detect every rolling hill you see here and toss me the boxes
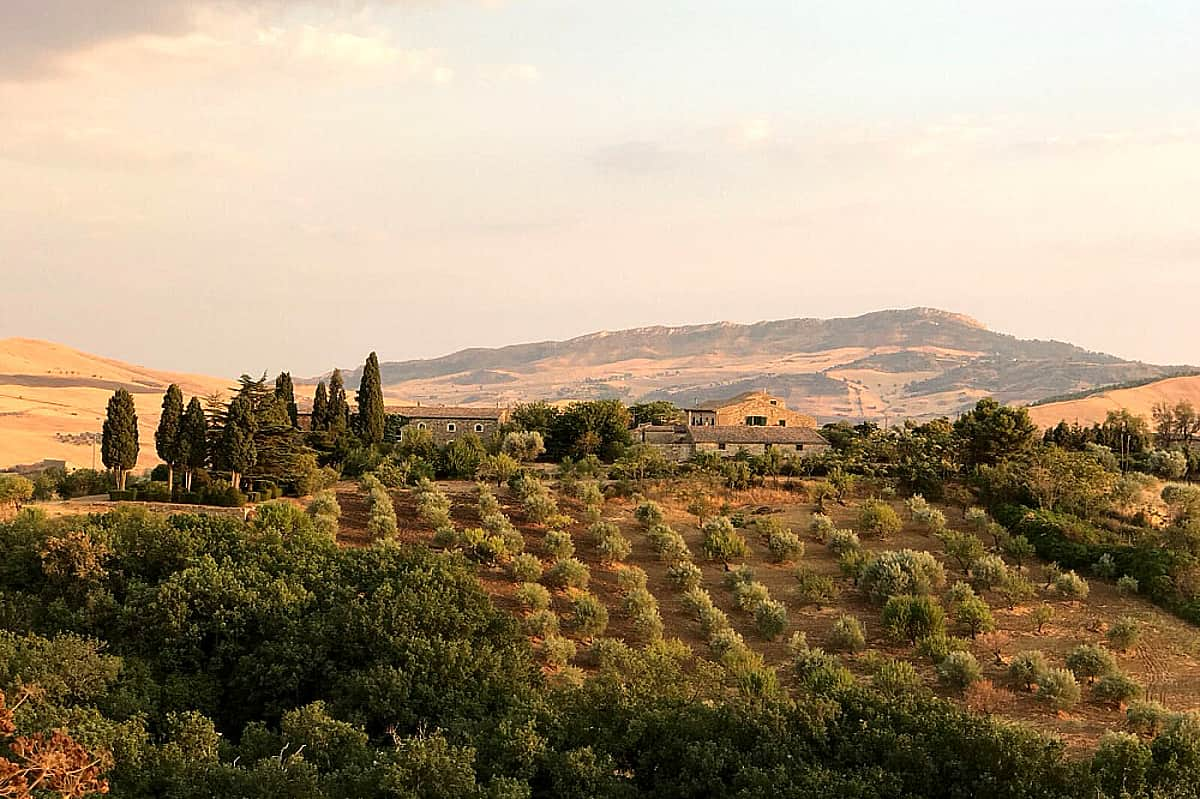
[0,338,233,471]
[1027,374,1200,429]
[336,308,1186,423]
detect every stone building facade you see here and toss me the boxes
[634,424,830,461]
[388,405,509,445]
[684,391,817,428]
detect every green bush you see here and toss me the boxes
[827,528,860,555]
[508,553,544,582]
[623,588,664,642]
[1126,701,1172,736]
[1091,732,1152,799]
[860,549,947,603]
[767,530,805,563]
[858,499,902,538]
[915,632,970,663]
[1116,575,1140,595]
[872,658,924,697]
[954,595,995,639]
[732,581,770,613]
[568,592,609,638]
[829,614,866,652]
[968,554,1008,589]
[666,560,703,591]
[537,634,577,667]
[754,600,788,641]
[1008,650,1049,691]
[1055,570,1090,600]
[882,595,946,644]
[937,651,982,690]
[515,582,552,611]
[523,609,559,638]
[634,500,665,528]
[542,529,575,559]
[1093,672,1142,706]
[1037,667,1082,710]
[809,513,835,542]
[543,557,590,590]
[1066,644,1116,685]
[997,573,1037,609]
[432,525,459,548]
[701,517,750,562]
[615,564,648,593]
[794,568,839,608]
[595,527,633,564]
[458,527,507,564]
[1106,616,1141,652]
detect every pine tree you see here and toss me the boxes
[178,397,208,492]
[101,388,139,491]
[311,381,329,432]
[356,352,386,445]
[328,369,349,435]
[155,384,184,494]
[221,394,257,490]
[275,372,299,428]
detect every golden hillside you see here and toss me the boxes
[0,338,233,471]
[1027,375,1200,429]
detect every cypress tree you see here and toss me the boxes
[101,388,139,491]
[221,394,257,491]
[178,397,208,492]
[328,369,349,435]
[275,372,299,428]
[155,384,184,493]
[356,352,386,445]
[311,381,329,432]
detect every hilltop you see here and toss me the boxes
[334,308,1182,422]
[0,338,233,470]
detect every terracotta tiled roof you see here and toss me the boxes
[387,405,506,420]
[687,425,828,445]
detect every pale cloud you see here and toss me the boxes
[737,118,773,146]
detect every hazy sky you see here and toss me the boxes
[2,1,1199,377]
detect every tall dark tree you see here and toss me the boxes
[101,388,139,491]
[274,372,299,428]
[221,394,258,490]
[154,384,184,493]
[311,381,329,432]
[952,398,1037,469]
[327,369,349,435]
[355,353,386,445]
[178,397,208,492]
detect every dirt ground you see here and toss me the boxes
[334,476,1200,751]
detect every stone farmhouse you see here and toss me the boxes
[636,391,830,461]
[388,405,508,445]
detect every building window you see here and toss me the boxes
[769,399,777,405]
[745,415,767,426]
[795,444,804,451]
[717,442,727,451]
[474,423,484,433]
[417,422,426,430]
[778,419,787,426]
[447,423,456,432]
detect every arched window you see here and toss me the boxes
[417,422,426,430]
[474,423,484,433]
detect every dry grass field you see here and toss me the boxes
[335,476,1200,752]
[1028,374,1200,430]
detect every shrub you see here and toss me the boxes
[680,586,715,618]
[537,634,577,667]
[523,609,559,638]
[827,528,860,555]
[794,568,840,608]
[810,513,836,541]
[1055,570,1090,600]
[837,550,870,584]
[915,632,969,664]
[595,529,633,564]
[1126,701,1172,736]
[515,581,552,611]
[697,604,732,639]
[634,500,665,528]
[648,524,692,562]
[860,549,946,603]
[542,529,575,559]
[969,554,1008,590]
[1091,732,1152,799]
[906,494,931,520]
[701,517,749,562]
[955,595,995,639]
[508,553,544,582]
[543,557,590,590]
[767,530,805,563]
[1008,651,1049,691]
[481,512,523,554]
[1094,673,1142,706]
[858,499,902,538]
[1094,553,1118,579]
[417,485,452,529]
[754,600,789,641]
[306,490,341,537]
[615,564,648,593]
[964,506,989,531]
[964,679,1013,714]
[1037,667,1081,710]
[872,658,924,697]
[882,594,946,644]
[937,651,982,690]
[666,560,703,591]
[732,581,771,613]
[829,614,866,652]
[568,592,609,638]
[459,527,508,565]
[793,647,856,694]
[623,588,664,642]
[1107,616,1141,652]
[1117,575,1140,595]
[432,525,459,548]
[946,581,977,606]
[708,627,745,656]
[937,530,985,572]
[1003,534,1036,568]
[476,483,502,516]
[997,573,1037,609]
[1033,603,1055,634]
[1066,644,1116,685]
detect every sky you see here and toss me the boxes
[2,0,1199,377]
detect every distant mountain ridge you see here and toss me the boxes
[328,308,1190,422]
